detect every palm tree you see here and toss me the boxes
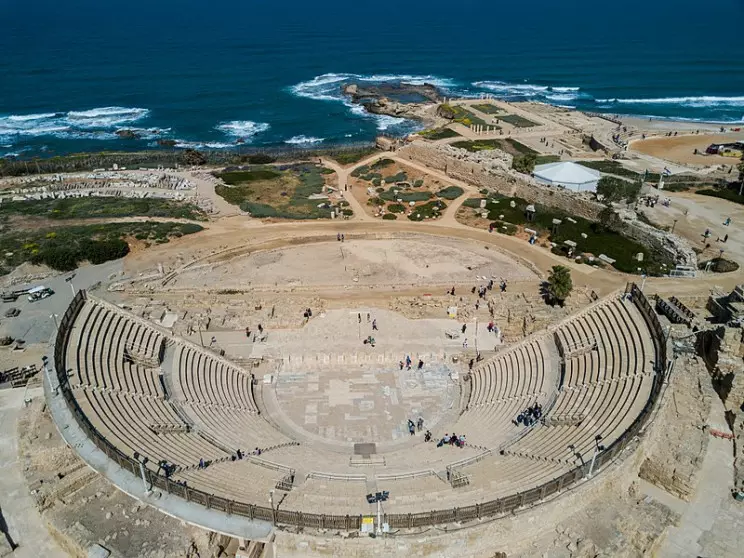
[546,265,573,306]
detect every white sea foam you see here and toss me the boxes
[174,140,234,149]
[595,95,744,107]
[215,120,270,138]
[284,135,324,145]
[0,106,151,144]
[472,81,589,103]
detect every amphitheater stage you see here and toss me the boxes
[271,360,458,450]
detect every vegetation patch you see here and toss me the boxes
[577,160,660,182]
[379,188,432,203]
[463,198,485,208]
[438,104,489,127]
[437,186,464,200]
[371,158,395,171]
[513,154,537,174]
[0,221,202,274]
[215,164,341,219]
[0,197,207,221]
[408,200,447,221]
[384,171,408,183]
[497,114,538,128]
[535,154,561,165]
[419,127,461,140]
[489,220,517,235]
[382,213,398,220]
[331,148,377,165]
[697,187,744,205]
[451,138,536,157]
[476,196,672,274]
[698,257,739,273]
[387,203,406,213]
[471,104,504,115]
[596,176,642,203]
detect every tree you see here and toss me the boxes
[512,153,537,174]
[546,265,573,306]
[181,149,207,166]
[596,176,641,203]
[738,157,744,183]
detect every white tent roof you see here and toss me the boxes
[533,161,601,185]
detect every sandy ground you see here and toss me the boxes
[630,133,744,166]
[168,236,538,290]
[638,190,743,265]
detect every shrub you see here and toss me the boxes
[413,179,424,187]
[699,257,739,273]
[247,154,276,164]
[387,203,406,213]
[341,208,354,216]
[351,165,370,178]
[181,149,207,166]
[437,186,464,200]
[512,154,537,174]
[384,171,408,184]
[382,213,398,220]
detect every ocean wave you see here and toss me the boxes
[173,140,234,149]
[284,135,324,145]
[215,120,270,139]
[595,95,744,108]
[0,106,151,144]
[472,80,589,103]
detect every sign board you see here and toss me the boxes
[447,306,458,319]
[361,516,375,534]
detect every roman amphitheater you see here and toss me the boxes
[2,103,744,558]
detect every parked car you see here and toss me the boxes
[4,307,20,317]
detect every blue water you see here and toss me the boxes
[1,0,743,157]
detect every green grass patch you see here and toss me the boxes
[577,160,661,182]
[497,114,538,128]
[219,169,281,184]
[371,158,395,171]
[331,148,377,165]
[0,197,207,221]
[476,196,673,274]
[489,220,518,235]
[437,186,464,200]
[697,187,744,205]
[379,187,432,202]
[471,103,504,115]
[387,203,406,213]
[384,171,408,184]
[440,104,489,127]
[215,164,340,219]
[451,138,537,157]
[419,127,461,140]
[463,198,485,208]
[350,165,369,178]
[382,213,398,220]
[535,155,561,165]
[408,200,447,221]
[0,221,202,274]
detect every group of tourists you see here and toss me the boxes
[513,403,543,427]
[436,432,466,448]
[399,355,424,371]
[407,417,425,435]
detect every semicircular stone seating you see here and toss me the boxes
[61,292,658,517]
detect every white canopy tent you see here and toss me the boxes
[533,161,601,193]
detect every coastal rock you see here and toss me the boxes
[115,129,142,140]
[341,82,441,103]
[157,139,177,147]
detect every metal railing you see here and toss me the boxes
[50,285,667,530]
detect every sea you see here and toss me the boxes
[1,0,743,158]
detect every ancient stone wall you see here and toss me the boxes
[638,355,713,500]
[615,210,698,267]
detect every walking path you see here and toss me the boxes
[654,395,743,558]
[0,387,66,558]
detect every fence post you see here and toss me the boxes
[476,503,481,519]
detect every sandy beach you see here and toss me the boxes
[629,131,744,166]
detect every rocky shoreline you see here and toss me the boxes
[341,81,444,124]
